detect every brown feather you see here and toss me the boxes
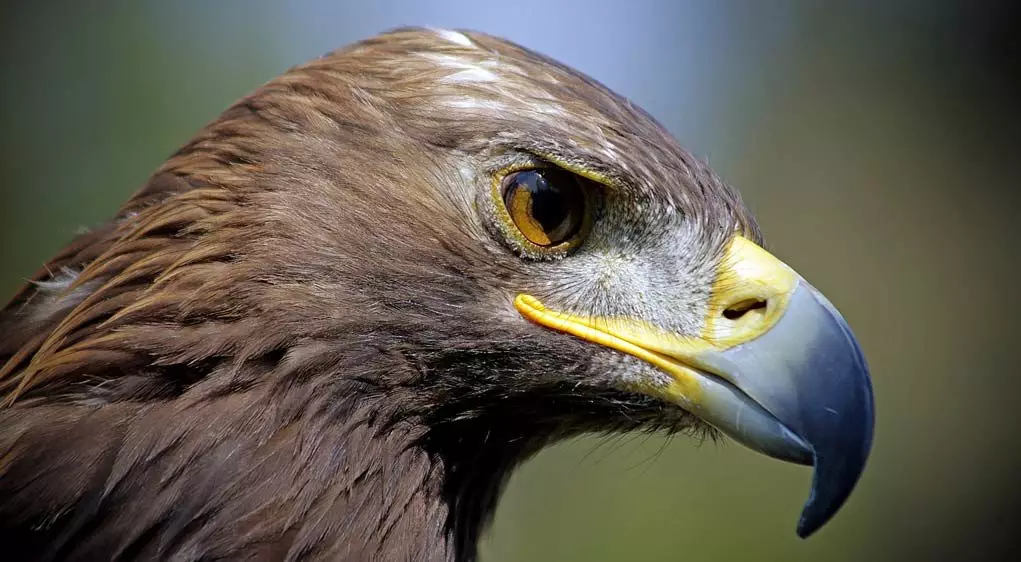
[0,27,753,561]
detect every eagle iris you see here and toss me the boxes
[502,169,586,247]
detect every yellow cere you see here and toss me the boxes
[702,236,798,349]
[513,236,800,404]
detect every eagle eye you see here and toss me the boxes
[500,168,591,249]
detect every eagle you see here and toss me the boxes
[0,28,874,561]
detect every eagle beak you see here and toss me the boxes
[515,236,874,538]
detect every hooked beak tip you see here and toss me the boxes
[790,284,875,538]
[693,280,875,537]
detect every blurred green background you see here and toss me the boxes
[2,1,1018,561]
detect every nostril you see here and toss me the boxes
[723,298,768,320]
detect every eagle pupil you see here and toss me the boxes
[504,168,585,247]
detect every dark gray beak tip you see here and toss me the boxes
[796,391,875,538]
[793,292,875,538]
[796,426,874,538]
[796,409,874,538]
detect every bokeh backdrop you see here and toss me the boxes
[2,1,1018,561]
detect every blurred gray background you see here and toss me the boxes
[2,1,1018,561]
